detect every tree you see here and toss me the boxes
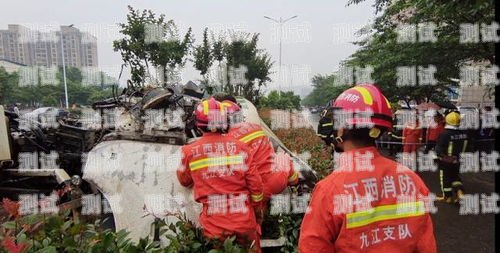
[193,28,214,92]
[259,90,301,110]
[0,66,113,107]
[192,30,273,103]
[223,32,273,103]
[344,0,495,104]
[302,74,350,106]
[113,6,193,87]
[60,66,83,83]
[0,67,18,105]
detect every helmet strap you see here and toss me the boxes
[369,127,381,138]
[334,128,344,143]
[335,136,344,144]
[332,128,345,153]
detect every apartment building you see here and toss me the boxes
[0,24,97,68]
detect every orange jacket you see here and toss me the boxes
[402,124,422,144]
[299,146,436,253]
[229,122,299,197]
[177,132,264,238]
[426,122,445,142]
[403,124,422,153]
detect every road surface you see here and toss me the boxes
[419,169,495,253]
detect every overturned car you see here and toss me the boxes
[0,83,318,247]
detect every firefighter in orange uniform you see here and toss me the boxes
[216,96,299,201]
[425,112,445,152]
[299,84,436,253]
[402,113,423,153]
[177,98,264,252]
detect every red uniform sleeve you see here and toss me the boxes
[243,145,264,206]
[413,173,438,253]
[176,147,193,187]
[298,182,339,253]
[416,213,437,253]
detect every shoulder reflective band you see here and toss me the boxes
[352,87,373,106]
[189,155,244,171]
[251,192,264,202]
[288,170,299,183]
[202,100,209,115]
[346,201,425,229]
[240,130,266,143]
[322,122,333,126]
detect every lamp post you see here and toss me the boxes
[60,24,73,109]
[264,15,298,94]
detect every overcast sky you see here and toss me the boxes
[0,0,376,96]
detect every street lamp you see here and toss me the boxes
[264,15,298,94]
[60,24,73,109]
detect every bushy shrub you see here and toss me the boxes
[273,127,332,179]
[0,199,247,253]
[258,109,333,252]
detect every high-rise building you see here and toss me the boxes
[0,24,97,67]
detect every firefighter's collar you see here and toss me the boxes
[445,125,459,130]
[203,132,224,137]
[338,146,380,157]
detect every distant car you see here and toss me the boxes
[27,107,68,119]
[310,107,319,113]
[18,107,69,129]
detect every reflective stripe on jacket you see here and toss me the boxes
[177,132,264,237]
[299,146,437,253]
[229,122,297,197]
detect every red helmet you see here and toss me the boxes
[194,97,227,130]
[220,100,241,114]
[220,100,244,125]
[332,84,393,130]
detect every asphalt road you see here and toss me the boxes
[418,169,495,253]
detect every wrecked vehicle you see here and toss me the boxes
[0,83,318,247]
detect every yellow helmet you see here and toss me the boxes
[445,111,461,126]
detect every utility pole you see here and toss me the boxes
[264,15,298,95]
[60,24,73,109]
